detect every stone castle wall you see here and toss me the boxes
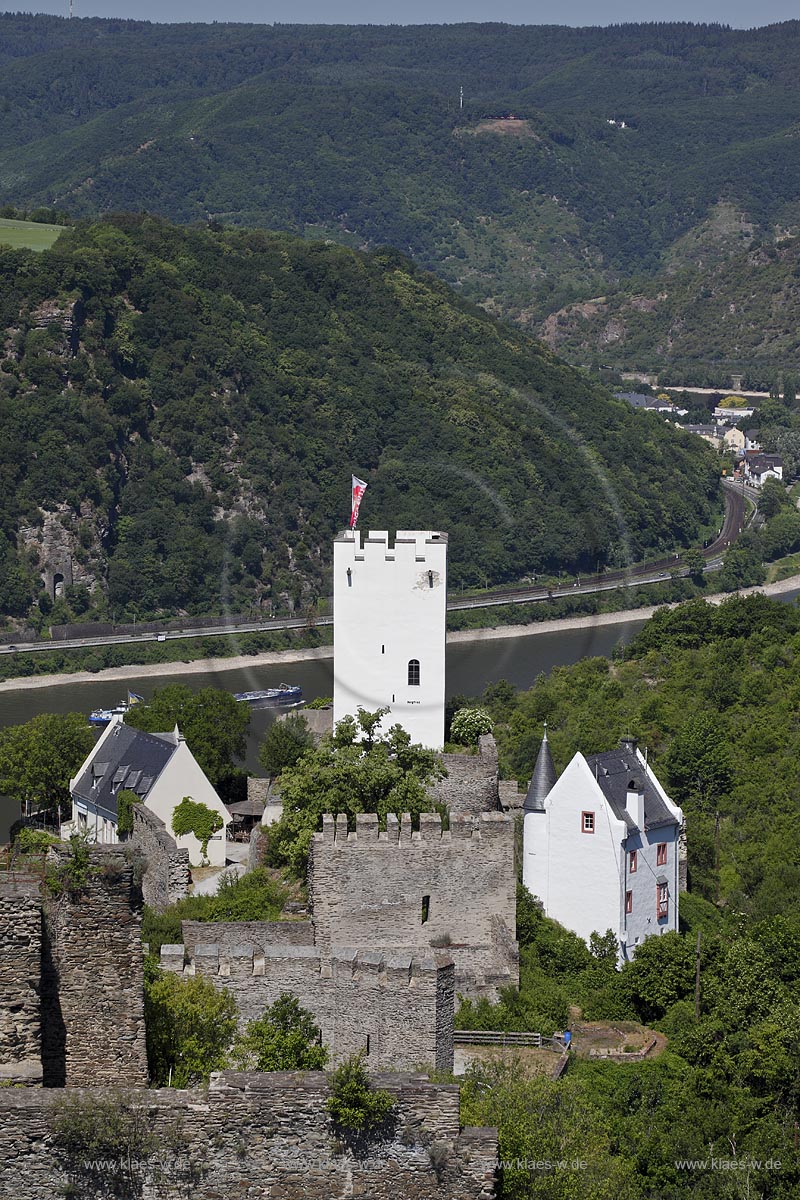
[180,918,315,958]
[128,803,190,912]
[0,876,41,1071]
[309,811,518,1000]
[162,941,454,1075]
[0,1072,497,1200]
[429,734,500,816]
[40,846,148,1087]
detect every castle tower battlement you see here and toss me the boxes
[333,529,447,749]
[310,811,518,1001]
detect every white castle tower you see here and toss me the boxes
[333,529,447,749]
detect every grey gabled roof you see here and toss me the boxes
[585,740,677,832]
[524,729,557,812]
[72,722,178,822]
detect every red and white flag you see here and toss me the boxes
[349,476,368,529]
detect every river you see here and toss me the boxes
[1,588,797,839]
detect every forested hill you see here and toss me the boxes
[2,16,800,335]
[541,211,800,386]
[0,217,719,624]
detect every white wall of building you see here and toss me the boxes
[333,529,447,749]
[146,741,230,867]
[523,753,626,947]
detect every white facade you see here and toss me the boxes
[144,740,230,867]
[523,741,683,961]
[333,529,447,749]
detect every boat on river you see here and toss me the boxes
[233,684,303,709]
[88,691,144,726]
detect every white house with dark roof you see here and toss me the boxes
[523,734,683,961]
[66,717,230,866]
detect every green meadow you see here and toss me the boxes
[0,217,63,252]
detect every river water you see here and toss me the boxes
[1,591,796,838]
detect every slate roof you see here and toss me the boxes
[72,722,178,821]
[524,730,557,812]
[584,740,677,833]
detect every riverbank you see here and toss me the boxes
[2,574,798,694]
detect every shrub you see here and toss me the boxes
[13,827,60,854]
[231,994,328,1071]
[171,796,223,864]
[116,788,141,837]
[449,707,494,745]
[326,1053,395,1137]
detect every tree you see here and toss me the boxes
[682,547,706,585]
[761,509,800,560]
[782,373,796,406]
[231,994,328,1071]
[125,685,249,794]
[716,545,765,592]
[171,796,223,864]
[449,707,494,745]
[258,713,314,777]
[758,476,791,520]
[665,714,733,808]
[0,712,94,819]
[144,966,237,1088]
[267,708,444,877]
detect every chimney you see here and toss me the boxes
[626,776,644,829]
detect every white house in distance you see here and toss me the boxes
[523,732,683,961]
[333,529,447,749]
[66,717,230,866]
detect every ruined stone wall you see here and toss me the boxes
[128,804,190,912]
[41,846,147,1087]
[429,734,500,816]
[162,942,454,1074]
[0,1072,497,1200]
[309,811,518,1000]
[180,918,314,958]
[0,876,41,1070]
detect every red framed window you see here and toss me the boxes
[582,811,595,834]
[625,890,633,914]
[656,842,667,866]
[629,850,637,873]
[657,883,669,919]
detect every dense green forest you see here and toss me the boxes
[0,215,720,625]
[454,592,800,1197]
[542,207,800,382]
[2,15,800,349]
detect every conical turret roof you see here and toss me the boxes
[524,725,557,812]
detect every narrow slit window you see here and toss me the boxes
[365,1035,370,1056]
[428,570,434,588]
[408,659,420,686]
[629,850,637,873]
[346,567,352,588]
[421,895,430,924]
[625,890,633,914]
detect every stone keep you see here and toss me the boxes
[333,529,447,749]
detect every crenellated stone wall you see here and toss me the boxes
[0,1072,498,1200]
[429,734,500,816]
[128,803,190,911]
[40,846,148,1087]
[180,917,314,958]
[309,811,518,1000]
[162,941,455,1075]
[0,876,41,1075]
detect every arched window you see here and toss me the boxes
[408,659,420,686]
